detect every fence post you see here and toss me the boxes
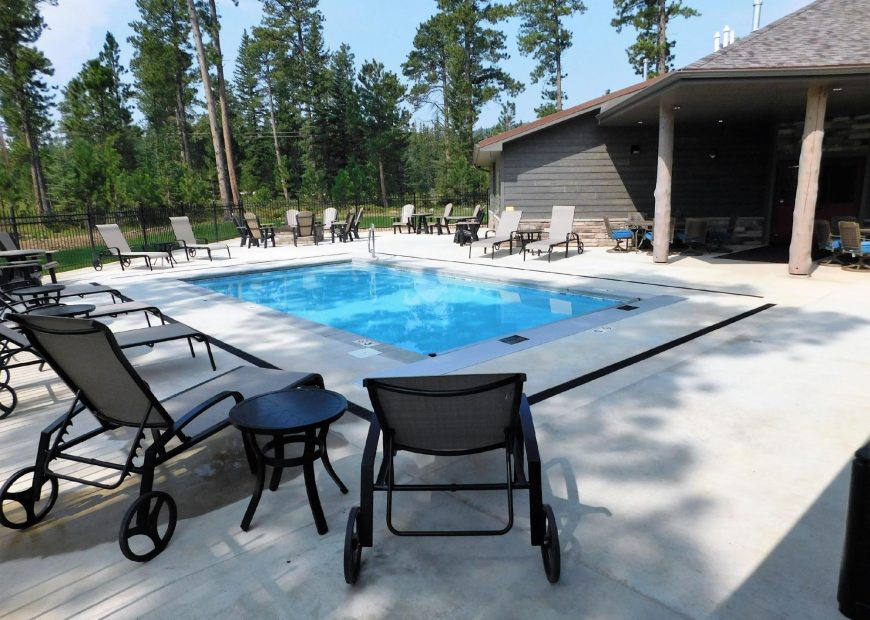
[137,203,148,249]
[86,202,100,269]
[9,202,19,246]
[212,201,219,241]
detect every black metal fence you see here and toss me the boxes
[0,193,488,273]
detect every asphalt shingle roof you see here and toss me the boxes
[686,0,870,71]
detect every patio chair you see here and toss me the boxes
[0,289,164,327]
[349,207,364,239]
[643,218,677,252]
[603,216,635,252]
[169,216,231,262]
[454,208,485,246]
[468,210,523,259]
[0,230,59,278]
[293,211,321,246]
[231,215,250,247]
[838,221,870,271]
[705,217,733,253]
[244,212,276,248]
[4,281,122,305]
[431,203,453,235]
[677,218,708,255]
[344,373,559,584]
[832,215,858,236]
[0,313,325,561]
[392,204,414,234]
[95,224,176,271]
[330,210,355,243]
[0,318,216,419]
[322,207,337,232]
[522,206,582,262]
[285,209,300,236]
[813,219,843,265]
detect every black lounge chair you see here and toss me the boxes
[344,373,560,584]
[0,289,165,327]
[0,320,216,419]
[0,314,324,561]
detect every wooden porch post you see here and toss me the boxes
[653,103,675,263]
[788,85,828,275]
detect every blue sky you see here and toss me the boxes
[39,0,813,128]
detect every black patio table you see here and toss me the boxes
[229,388,348,533]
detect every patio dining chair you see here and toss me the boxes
[0,314,324,561]
[95,224,176,271]
[431,203,453,235]
[330,210,356,243]
[293,211,321,246]
[344,373,559,584]
[677,218,708,255]
[603,216,635,252]
[813,219,843,266]
[838,221,870,271]
[523,205,582,262]
[468,210,523,259]
[322,207,337,232]
[244,212,276,248]
[169,216,231,261]
[349,207,364,240]
[392,204,415,234]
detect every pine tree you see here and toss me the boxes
[185,0,232,209]
[516,0,586,115]
[358,60,410,207]
[0,0,56,214]
[129,0,197,170]
[611,0,699,77]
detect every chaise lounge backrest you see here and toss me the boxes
[95,224,134,254]
[363,374,525,454]
[10,314,172,428]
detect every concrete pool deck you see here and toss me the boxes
[1,232,866,619]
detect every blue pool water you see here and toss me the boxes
[190,263,622,355]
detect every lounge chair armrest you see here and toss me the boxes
[104,246,122,257]
[165,390,245,441]
[518,394,546,545]
[358,418,381,547]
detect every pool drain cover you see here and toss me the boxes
[499,335,529,345]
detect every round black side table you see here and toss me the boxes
[229,388,348,533]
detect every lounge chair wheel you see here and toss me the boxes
[0,466,59,529]
[540,504,560,583]
[119,490,177,562]
[0,381,17,419]
[344,506,362,584]
[187,248,197,258]
[121,258,131,268]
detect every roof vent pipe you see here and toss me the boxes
[714,31,721,52]
[753,0,763,31]
[722,25,732,47]
[730,28,737,45]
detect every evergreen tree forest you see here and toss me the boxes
[0,0,697,216]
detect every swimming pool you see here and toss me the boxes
[189,263,625,355]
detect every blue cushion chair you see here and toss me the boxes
[838,221,870,271]
[813,219,843,265]
[603,217,635,252]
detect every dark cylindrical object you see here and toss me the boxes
[839,444,870,619]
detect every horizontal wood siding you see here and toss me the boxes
[501,115,658,219]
